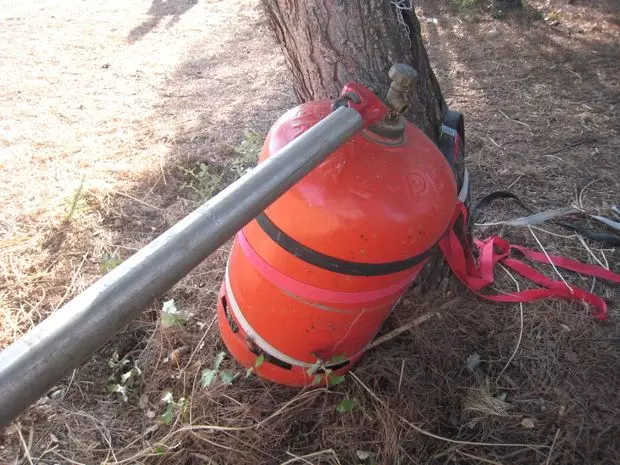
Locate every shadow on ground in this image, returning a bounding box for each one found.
[128,0,199,43]
[420,0,618,209]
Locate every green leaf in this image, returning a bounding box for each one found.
[106,383,118,394]
[100,254,122,274]
[107,384,127,402]
[161,299,187,328]
[108,352,120,368]
[311,374,323,386]
[161,312,184,328]
[330,354,347,363]
[336,398,357,413]
[120,370,133,384]
[219,371,238,385]
[154,444,167,455]
[201,368,218,388]
[161,391,174,404]
[254,354,265,368]
[328,374,346,386]
[162,299,177,313]
[213,352,226,370]
[161,405,173,425]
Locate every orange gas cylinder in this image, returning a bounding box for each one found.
[217,97,457,387]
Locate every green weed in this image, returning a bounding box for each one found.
[100,253,122,274]
[180,162,229,201]
[231,128,264,164]
[201,351,238,387]
[180,128,264,202]
[160,391,188,425]
[160,299,188,328]
[63,176,87,223]
[105,352,142,402]
[335,397,357,413]
[306,354,349,387]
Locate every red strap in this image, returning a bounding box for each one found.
[509,244,620,283]
[439,203,617,320]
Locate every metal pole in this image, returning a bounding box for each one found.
[0,106,363,427]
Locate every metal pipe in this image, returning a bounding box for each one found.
[0,106,363,427]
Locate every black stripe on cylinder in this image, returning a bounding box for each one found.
[255,213,431,276]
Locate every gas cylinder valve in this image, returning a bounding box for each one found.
[386,63,418,115]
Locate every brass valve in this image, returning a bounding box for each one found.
[386,63,418,115]
[364,63,418,141]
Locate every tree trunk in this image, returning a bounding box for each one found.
[261,0,467,291]
[261,0,444,140]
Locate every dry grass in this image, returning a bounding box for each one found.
[1,0,619,464]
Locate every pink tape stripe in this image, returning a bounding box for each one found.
[236,231,421,305]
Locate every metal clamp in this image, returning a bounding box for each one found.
[332,83,389,128]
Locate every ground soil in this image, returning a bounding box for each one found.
[0,0,618,464]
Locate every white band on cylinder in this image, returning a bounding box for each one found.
[225,263,317,368]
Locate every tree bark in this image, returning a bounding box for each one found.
[261,0,444,141]
[261,0,467,291]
